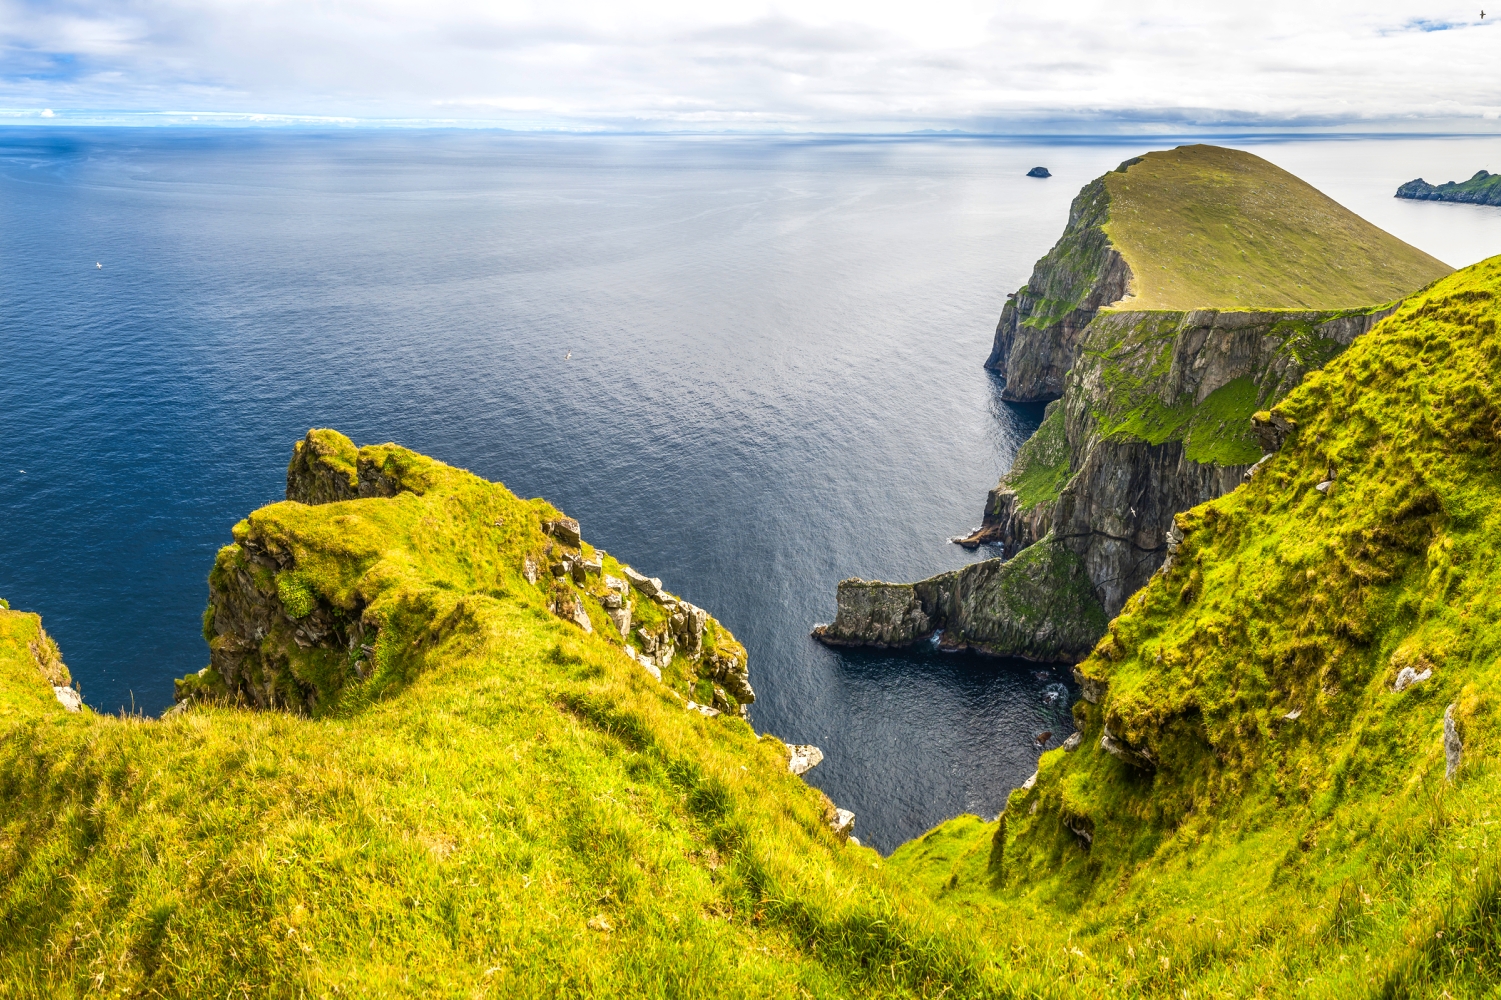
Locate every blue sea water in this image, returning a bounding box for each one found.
[2,129,1499,850]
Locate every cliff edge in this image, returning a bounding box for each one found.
[825,146,1451,661]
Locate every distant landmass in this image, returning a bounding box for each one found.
[1396,169,1501,206]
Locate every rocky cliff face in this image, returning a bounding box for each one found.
[984,176,1133,402]
[967,306,1391,615]
[182,429,753,717]
[813,534,1106,662]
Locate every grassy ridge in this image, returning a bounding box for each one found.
[1104,145,1452,310]
[889,255,1501,997]
[0,451,1006,997]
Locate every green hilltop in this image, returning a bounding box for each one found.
[1104,145,1452,310]
[5,254,1501,996]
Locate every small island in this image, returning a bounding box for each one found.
[1396,169,1501,206]
[1026,166,1051,177]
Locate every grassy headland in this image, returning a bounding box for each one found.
[1104,145,1452,310]
[895,254,1501,996]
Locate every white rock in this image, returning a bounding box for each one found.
[1283,708,1302,720]
[1393,666,1433,692]
[1315,480,1333,493]
[830,808,855,838]
[685,701,719,717]
[1061,732,1082,752]
[53,686,81,713]
[787,744,824,775]
[1021,770,1038,791]
[522,556,539,584]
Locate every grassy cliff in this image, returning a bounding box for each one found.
[5,255,1501,997]
[1106,145,1452,310]
[0,438,1003,998]
[892,255,1501,997]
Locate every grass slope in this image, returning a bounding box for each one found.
[1105,145,1453,310]
[0,447,1005,998]
[890,255,1501,997]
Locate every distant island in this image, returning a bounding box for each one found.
[1026,166,1050,178]
[1396,169,1501,206]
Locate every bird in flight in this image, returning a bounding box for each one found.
[95,262,102,269]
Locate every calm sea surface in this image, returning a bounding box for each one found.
[2,129,1499,850]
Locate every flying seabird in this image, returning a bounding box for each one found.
[96,262,102,269]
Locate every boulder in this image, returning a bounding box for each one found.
[606,605,631,638]
[522,556,539,584]
[53,686,81,713]
[623,567,662,597]
[543,517,581,547]
[787,744,824,775]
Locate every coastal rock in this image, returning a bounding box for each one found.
[1393,665,1433,692]
[963,306,1392,619]
[606,601,632,637]
[285,428,434,503]
[815,792,856,840]
[1072,666,1106,705]
[544,517,582,547]
[813,534,1107,662]
[1100,722,1155,770]
[1061,731,1082,751]
[1396,171,1501,207]
[623,567,663,598]
[53,686,81,712]
[1026,166,1051,178]
[787,744,824,775]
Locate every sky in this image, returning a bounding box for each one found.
[1,0,1498,131]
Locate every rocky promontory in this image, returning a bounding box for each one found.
[825,145,1451,660]
[183,428,754,717]
[1396,169,1501,206]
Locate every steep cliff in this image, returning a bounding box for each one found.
[819,146,1451,661]
[812,534,1106,662]
[885,257,1501,998]
[984,176,1132,402]
[183,429,753,717]
[969,305,1394,614]
[985,144,1451,402]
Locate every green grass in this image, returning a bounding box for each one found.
[887,254,1501,997]
[1103,145,1452,310]
[6,255,1501,996]
[0,445,1006,998]
[1002,402,1073,509]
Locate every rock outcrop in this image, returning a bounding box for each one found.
[1397,170,1501,206]
[813,534,1106,662]
[182,429,753,717]
[830,146,1448,661]
[964,306,1392,615]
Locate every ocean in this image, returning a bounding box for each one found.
[2,128,1498,850]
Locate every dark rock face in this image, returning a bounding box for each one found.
[984,178,1133,402]
[1026,167,1051,178]
[812,535,1107,663]
[1396,171,1501,206]
[966,306,1391,617]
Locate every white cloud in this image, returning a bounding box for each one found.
[0,0,1498,128]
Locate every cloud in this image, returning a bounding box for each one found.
[0,0,1497,129]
